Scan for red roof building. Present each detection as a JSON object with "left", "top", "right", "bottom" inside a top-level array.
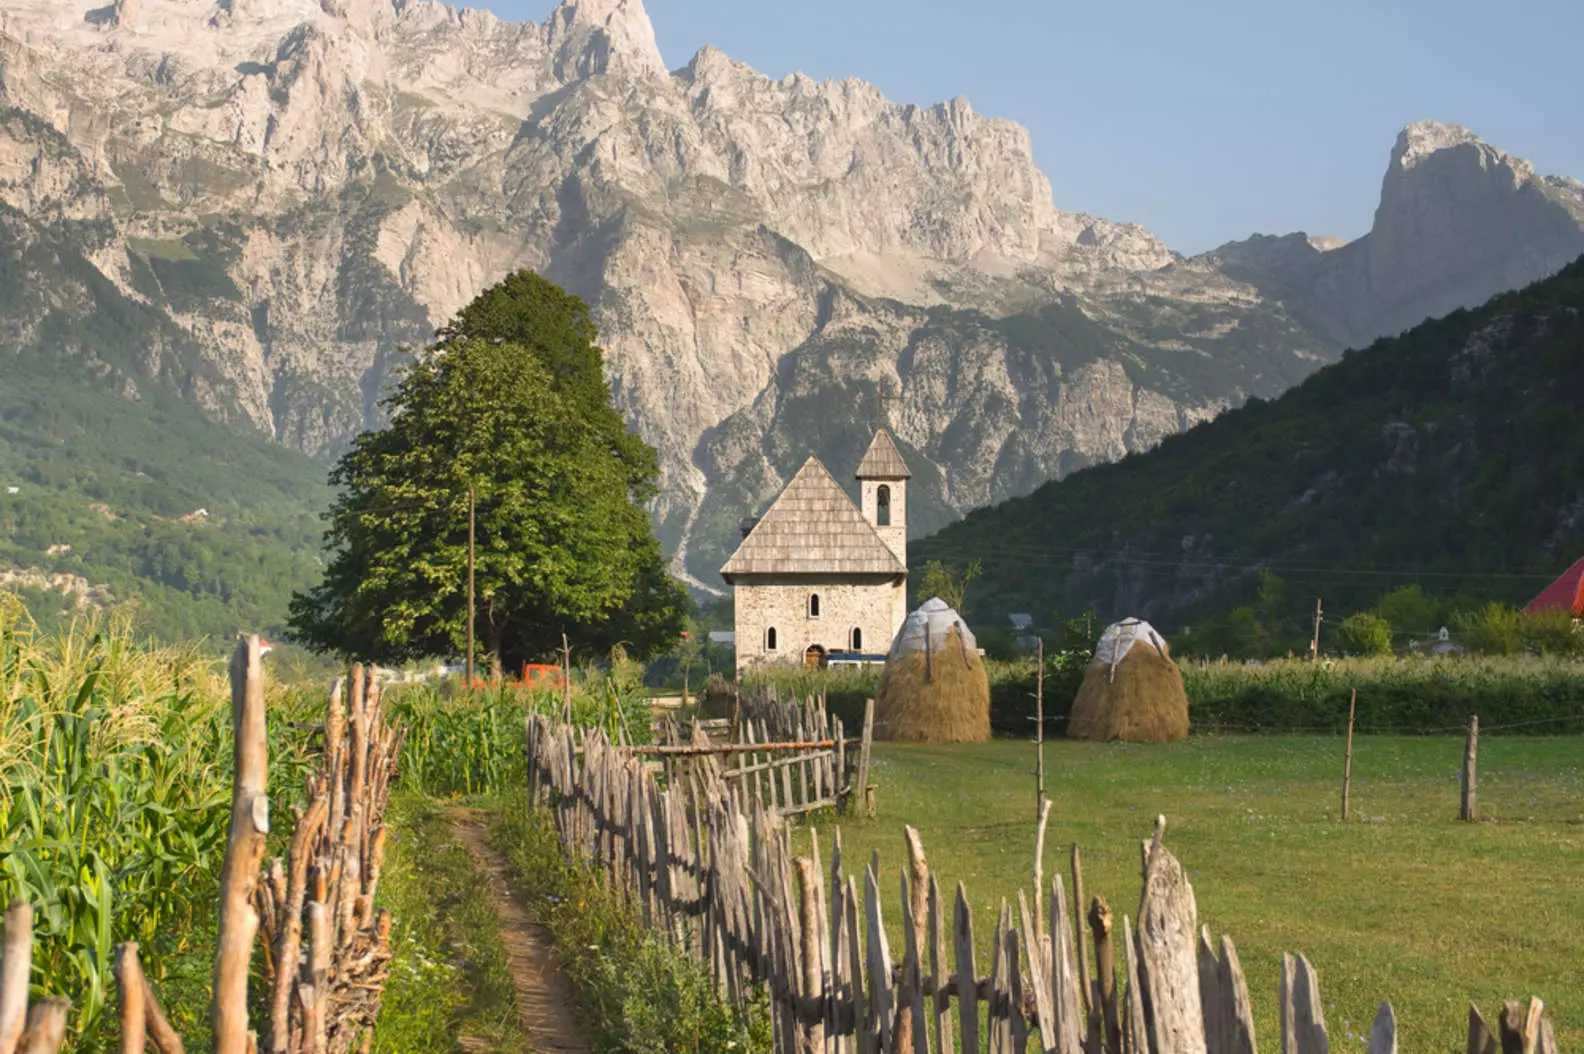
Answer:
[{"left": 1523, "top": 556, "right": 1584, "bottom": 617}]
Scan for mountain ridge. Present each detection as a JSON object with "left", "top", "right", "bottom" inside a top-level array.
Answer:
[
  {"left": 1, "top": 0, "right": 1582, "bottom": 606},
  {"left": 910, "top": 254, "right": 1584, "bottom": 634}
]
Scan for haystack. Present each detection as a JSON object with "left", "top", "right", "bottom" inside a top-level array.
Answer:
[
  {"left": 874, "top": 597, "right": 990, "bottom": 743},
  {"left": 1067, "top": 619, "right": 1189, "bottom": 743}
]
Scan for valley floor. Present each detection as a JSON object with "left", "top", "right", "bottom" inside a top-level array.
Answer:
[{"left": 797, "top": 736, "right": 1584, "bottom": 1054}]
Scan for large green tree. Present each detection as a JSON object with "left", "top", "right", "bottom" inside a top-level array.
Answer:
[{"left": 289, "top": 272, "right": 686, "bottom": 670}]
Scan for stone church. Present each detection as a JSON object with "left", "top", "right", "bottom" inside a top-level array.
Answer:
[{"left": 721, "top": 429, "right": 911, "bottom": 673}]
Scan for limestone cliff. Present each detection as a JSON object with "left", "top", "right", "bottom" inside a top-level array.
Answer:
[
  {"left": 1208, "top": 121, "right": 1584, "bottom": 350},
  {"left": 0, "top": 2, "right": 1577, "bottom": 590}
]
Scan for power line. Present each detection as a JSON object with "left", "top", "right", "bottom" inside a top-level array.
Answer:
[{"left": 920, "top": 540, "right": 1562, "bottom": 582}]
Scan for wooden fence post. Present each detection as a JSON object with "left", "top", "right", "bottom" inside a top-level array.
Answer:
[
  {"left": 1071, "top": 843, "right": 1091, "bottom": 1019},
  {"left": 1341, "top": 688, "right": 1356, "bottom": 823},
  {"left": 213, "top": 636, "right": 269, "bottom": 1054},
  {"left": 1035, "top": 637, "right": 1045, "bottom": 818},
  {"left": 114, "top": 944, "right": 146, "bottom": 1054},
  {"left": 1460, "top": 715, "right": 1479, "bottom": 822},
  {"left": 1, "top": 901, "right": 34, "bottom": 1054},
  {"left": 855, "top": 699, "right": 875, "bottom": 818},
  {"left": 1089, "top": 897, "right": 1121, "bottom": 1054}
]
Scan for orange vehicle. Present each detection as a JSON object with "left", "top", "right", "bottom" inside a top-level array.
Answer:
[{"left": 521, "top": 663, "right": 565, "bottom": 691}]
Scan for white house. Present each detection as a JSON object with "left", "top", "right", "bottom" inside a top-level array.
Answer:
[{"left": 720, "top": 429, "right": 911, "bottom": 673}]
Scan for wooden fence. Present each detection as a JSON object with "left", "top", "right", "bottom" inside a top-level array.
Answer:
[
  {"left": 0, "top": 640, "right": 402, "bottom": 1054},
  {"left": 524, "top": 710, "right": 1561, "bottom": 1054},
  {"left": 646, "top": 693, "right": 874, "bottom": 818}
]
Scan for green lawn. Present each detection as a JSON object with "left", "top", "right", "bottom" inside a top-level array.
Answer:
[{"left": 795, "top": 736, "right": 1583, "bottom": 1054}]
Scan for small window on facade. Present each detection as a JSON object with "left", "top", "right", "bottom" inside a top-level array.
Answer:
[
  {"left": 766, "top": 627, "right": 778, "bottom": 651},
  {"left": 809, "top": 593, "right": 821, "bottom": 618},
  {"left": 851, "top": 627, "right": 863, "bottom": 651},
  {"left": 877, "top": 485, "right": 891, "bottom": 526}
]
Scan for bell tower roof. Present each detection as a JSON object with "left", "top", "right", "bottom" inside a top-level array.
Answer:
[{"left": 855, "top": 428, "right": 910, "bottom": 480}]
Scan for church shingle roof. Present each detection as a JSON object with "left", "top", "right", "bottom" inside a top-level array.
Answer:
[
  {"left": 855, "top": 427, "right": 911, "bottom": 480},
  {"left": 720, "top": 457, "right": 905, "bottom": 579}
]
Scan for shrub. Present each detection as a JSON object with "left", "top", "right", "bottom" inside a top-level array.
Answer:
[
  {"left": 1338, "top": 612, "right": 1393, "bottom": 656},
  {"left": 1520, "top": 607, "right": 1584, "bottom": 656},
  {"left": 1454, "top": 602, "right": 1524, "bottom": 655}
]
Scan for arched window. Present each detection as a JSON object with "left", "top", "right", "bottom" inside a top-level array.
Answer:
[
  {"left": 877, "top": 485, "right": 891, "bottom": 527},
  {"left": 851, "top": 627, "right": 863, "bottom": 651},
  {"left": 808, "top": 593, "right": 821, "bottom": 618},
  {"left": 766, "top": 627, "right": 778, "bottom": 651}
]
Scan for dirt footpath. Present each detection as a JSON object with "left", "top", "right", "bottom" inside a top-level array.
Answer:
[{"left": 447, "top": 809, "right": 591, "bottom": 1054}]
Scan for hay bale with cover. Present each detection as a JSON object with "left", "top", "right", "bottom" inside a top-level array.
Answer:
[
  {"left": 1067, "top": 618, "right": 1189, "bottom": 743},
  {"left": 875, "top": 597, "right": 990, "bottom": 743}
]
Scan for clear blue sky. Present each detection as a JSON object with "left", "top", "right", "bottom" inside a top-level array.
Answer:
[{"left": 475, "top": 0, "right": 1584, "bottom": 255}]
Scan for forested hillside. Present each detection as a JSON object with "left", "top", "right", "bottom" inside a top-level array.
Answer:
[
  {"left": 0, "top": 202, "right": 330, "bottom": 641},
  {"left": 912, "top": 256, "right": 1584, "bottom": 647}
]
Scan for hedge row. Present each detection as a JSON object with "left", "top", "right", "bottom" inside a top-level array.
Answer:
[{"left": 748, "top": 654, "right": 1584, "bottom": 737}]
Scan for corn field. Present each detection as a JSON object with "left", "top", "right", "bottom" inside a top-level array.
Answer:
[{"left": 0, "top": 603, "right": 319, "bottom": 1049}]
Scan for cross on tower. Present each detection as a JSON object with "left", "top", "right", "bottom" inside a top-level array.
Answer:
[{"left": 860, "top": 381, "right": 903, "bottom": 430}]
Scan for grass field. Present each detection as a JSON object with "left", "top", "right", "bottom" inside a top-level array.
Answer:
[{"left": 795, "top": 736, "right": 1582, "bottom": 1054}]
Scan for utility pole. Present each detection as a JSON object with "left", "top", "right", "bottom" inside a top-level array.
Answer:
[
  {"left": 1035, "top": 636, "right": 1046, "bottom": 819},
  {"left": 1310, "top": 597, "right": 1323, "bottom": 661},
  {"left": 466, "top": 485, "right": 476, "bottom": 688}
]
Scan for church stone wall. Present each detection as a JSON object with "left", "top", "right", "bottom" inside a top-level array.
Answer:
[{"left": 733, "top": 576, "right": 906, "bottom": 673}]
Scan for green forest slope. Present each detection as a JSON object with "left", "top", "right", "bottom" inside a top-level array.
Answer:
[
  {"left": 912, "top": 256, "right": 1584, "bottom": 643},
  {"left": 0, "top": 202, "right": 331, "bottom": 642}
]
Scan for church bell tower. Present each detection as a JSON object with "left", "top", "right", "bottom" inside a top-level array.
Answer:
[{"left": 856, "top": 428, "right": 910, "bottom": 568}]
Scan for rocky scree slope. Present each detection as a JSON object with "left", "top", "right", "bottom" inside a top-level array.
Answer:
[{"left": 0, "top": 0, "right": 1580, "bottom": 591}]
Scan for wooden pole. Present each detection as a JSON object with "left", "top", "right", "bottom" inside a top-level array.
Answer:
[
  {"left": 1089, "top": 896, "right": 1120, "bottom": 1054},
  {"left": 466, "top": 486, "right": 475, "bottom": 689},
  {"left": 855, "top": 698, "right": 875, "bottom": 817},
  {"left": 15, "top": 998, "right": 68, "bottom": 1054},
  {"left": 1342, "top": 688, "right": 1356, "bottom": 823},
  {"left": 561, "top": 633, "right": 573, "bottom": 722},
  {"left": 1310, "top": 597, "right": 1323, "bottom": 661},
  {"left": 1032, "top": 798, "right": 1051, "bottom": 937},
  {"left": 1071, "top": 843, "right": 1091, "bottom": 1017},
  {"left": 1035, "top": 637, "right": 1045, "bottom": 818},
  {"left": 1, "top": 901, "right": 33, "bottom": 1054},
  {"left": 114, "top": 944, "right": 147, "bottom": 1054},
  {"left": 1461, "top": 715, "right": 1479, "bottom": 822},
  {"left": 142, "top": 976, "right": 185, "bottom": 1054},
  {"left": 213, "top": 636, "right": 270, "bottom": 1054}
]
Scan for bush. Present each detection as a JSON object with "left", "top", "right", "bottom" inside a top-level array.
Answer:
[
  {"left": 1454, "top": 602, "right": 1525, "bottom": 655},
  {"left": 1338, "top": 612, "right": 1393, "bottom": 656},
  {"left": 1520, "top": 608, "right": 1584, "bottom": 656}
]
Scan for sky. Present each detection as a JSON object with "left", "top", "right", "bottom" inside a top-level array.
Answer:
[{"left": 476, "top": 0, "right": 1584, "bottom": 255}]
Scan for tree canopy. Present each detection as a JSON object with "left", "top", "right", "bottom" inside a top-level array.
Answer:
[{"left": 289, "top": 272, "right": 686, "bottom": 670}]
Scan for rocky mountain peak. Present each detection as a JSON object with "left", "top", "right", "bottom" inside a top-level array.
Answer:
[
  {"left": 1389, "top": 119, "right": 1536, "bottom": 187},
  {"left": 546, "top": 0, "right": 665, "bottom": 81},
  {"left": 1394, "top": 119, "right": 1484, "bottom": 166}
]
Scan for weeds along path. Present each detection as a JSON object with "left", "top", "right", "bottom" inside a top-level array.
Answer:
[{"left": 446, "top": 807, "right": 592, "bottom": 1054}]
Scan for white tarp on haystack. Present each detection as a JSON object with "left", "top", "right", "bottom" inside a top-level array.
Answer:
[
  {"left": 888, "top": 597, "right": 977, "bottom": 660},
  {"left": 1094, "top": 618, "right": 1169, "bottom": 667}
]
